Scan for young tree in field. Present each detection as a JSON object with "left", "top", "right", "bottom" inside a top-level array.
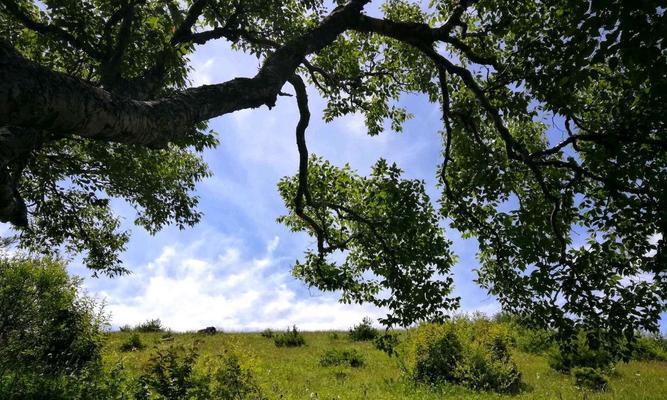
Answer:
[{"left": 0, "top": 0, "right": 664, "bottom": 353}]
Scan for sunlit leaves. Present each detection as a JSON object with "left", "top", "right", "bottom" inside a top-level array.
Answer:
[{"left": 278, "top": 157, "right": 459, "bottom": 327}]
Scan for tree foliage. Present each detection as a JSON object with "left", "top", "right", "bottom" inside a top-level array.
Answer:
[
  {"left": 278, "top": 157, "right": 458, "bottom": 326},
  {"left": 0, "top": 0, "right": 665, "bottom": 355}
]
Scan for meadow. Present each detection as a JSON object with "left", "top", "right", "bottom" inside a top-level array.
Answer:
[{"left": 103, "top": 328, "right": 667, "bottom": 400}]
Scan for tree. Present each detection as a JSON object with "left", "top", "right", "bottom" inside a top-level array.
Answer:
[{"left": 0, "top": 0, "right": 664, "bottom": 354}]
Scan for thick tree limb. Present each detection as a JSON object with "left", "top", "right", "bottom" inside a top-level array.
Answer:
[
  {"left": 350, "top": 0, "right": 471, "bottom": 43},
  {"left": 0, "top": 0, "right": 371, "bottom": 147}
]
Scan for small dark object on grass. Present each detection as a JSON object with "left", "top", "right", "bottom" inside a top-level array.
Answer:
[
  {"left": 198, "top": 326, "right": 217, "bottom": 335},
  {"left": 261, "top": 328, "right": 274, "bottom": 338}
]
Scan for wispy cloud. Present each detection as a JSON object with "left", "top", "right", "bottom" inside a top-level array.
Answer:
[{"left": 94, "top": 233, "right": 386, "bottom": 331}]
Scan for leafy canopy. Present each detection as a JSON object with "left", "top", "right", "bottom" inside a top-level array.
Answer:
[
  {"left": 0, "top": 0, "right": 664, "bottom": 355},
  {"left": 278, "top": 158, "right": 458, "bottom": 327}
]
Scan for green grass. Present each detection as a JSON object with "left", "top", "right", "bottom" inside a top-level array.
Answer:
[{"left": 103, "top": 331, "right": 667, "bottom": 400}]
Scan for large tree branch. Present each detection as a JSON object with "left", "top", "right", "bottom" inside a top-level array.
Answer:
[
  {"left": 170, "top": 0, "right": 210, "bottom": 45},
  {"left": 0, "top": 0, "right": 371, "bottom": 147},
  {"left": 101, "top": 1, "right": 142, "bottom": 89},
  {"left": 351, "top": 0, "right": 471, "bottom": 44}
]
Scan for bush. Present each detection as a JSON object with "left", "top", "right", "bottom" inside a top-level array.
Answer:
[
  {"left": 208, "top": 353, "right": 266, "bottom": 399},
  {"left": 274, "top": 326, "right": 306, "bottom": 347},
  {"left": 319, "top": 349, "right": 365, "bottom": 368},
  {"left": 0, "top": 256, "right": 110, "bottom": 399},
  {"left": 135, "top": 318, "right": 164, "bottom": 333},
  {"left": 572, "top": 367, "right": 608, "bottom": 391},
  {"left": 136, "top": 345, "right": 265, "bottom": 400},
  {"left": 120, "top": 333, "right": 146, "bottom": 352},
  {"left": 631, "top": 335, "right": 667, "bottom": 361},
  {"left": 413, "top": 328, "right": 462, "bottom": 383},
  {"left": 0, "top": 364, "right": 132, "bottom": 400},
  {"left": 0, "top": 257, "right": 106, "bottom": 374},
  {"left": 374, "top": 331, "right": 400, "bottom": 357},
  {"left": 550, "top": 331, "right": 666, "bottom": 369},
  {"left": 349, "top": 317, "right": 379, "bottom": 341},
  {"left": 161, "top": 331, "right": 175, "bottom": 340},
  {"left": 403, "top": 320, "right": 522, "bottom": 394},
  {"left": 492, "top": 312, "right": 518, "bottom": 324},
  {"left": 548, "top": 333, "right": 615, "bottom": 373},
  {"left": 135, "top": 345, "right": 199, "bottom": 399},
  {"left": 515, "top": 328, "right": 555, "bottom": 354},
  {"left": 260, "top": 329, "right": 274, "bottom": 338},
  {"left": 456, "top": 337, "right": 522, "bottom": 393}
]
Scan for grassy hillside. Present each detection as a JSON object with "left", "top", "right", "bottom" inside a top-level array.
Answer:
[{"left": 103, "top": 330, "right": 667, "bottom": 400}]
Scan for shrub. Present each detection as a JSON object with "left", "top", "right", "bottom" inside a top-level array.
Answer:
[
  {"left": 0, "top": 256, "right": 109, "bottom": 399},
  {"left": 492, "top": 312, "right": 518, "bottom": 324},
  {"left": 136, "top": 345, "right": 265, "bottom": 400},
  {"left": 260, "top": 329, "right": 274, "bottom": 338},
  {"left": 0, "top": 364, "right": 132, "bottom": 400},
  {"left": 319, "top": 349, "right": 365, "bottom": 368},
  {"left": 135, "top": 346, "right": 200, "bottom": 399},
  {"left": 572, "top": 367, "right": 608, "bottom": 391},
  {"left": 456, "top": 338, "right": 522, "bottom": 393},
  {"left": 161, "top": 331, "right": 175, "bottom": 340},
  {"left": 135, "top": 318, "right": 164, "bottom": 333},
  {"left": 515, "top": 328, "right": 555, "bottom": 354},
  {"left": 274, "top": 326, "right": 306, "bottom": 347},
  {"left": 631, "top": 335, "right": 667, "bottom": 361},
  {"left": 349, "top": 317, "right": 379, "bottom": 341},
  {"left": 209, "top": 353, "right": 266, "bottom": 399},
  {"left": 403, "top": 321, "right": 522, "bottom": 394},
  {"left": 329, "top": 332, "right": 340, "bottom": 340},
  {"left": 374, "top": 331, "right": 400, "bottom": 357},
  {"left": 120, "top": 333, "right": 146, "bottom": 352},
  {"left": 413, "top": 327, "right": 463, "bottom": 384},
  {"left": 548, "top": 333, "right": 615, "bottom": 373},
  {"left": 0, "top": 257, "right": 106, "bottom": 375}
]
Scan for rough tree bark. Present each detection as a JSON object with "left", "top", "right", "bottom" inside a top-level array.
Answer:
[{"left": 0, "top": 0, "right": 371, "bottom": 148}]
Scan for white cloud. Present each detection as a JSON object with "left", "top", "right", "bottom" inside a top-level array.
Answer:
[
  {"left": 95, "top": 233, "right": 386, "bottom": 331},
  {"left": 189, "top": 58, "right": 216, "bottom": 86},
  {"left": 342, "top": 113, "right": 366, "bottom": 136}
]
